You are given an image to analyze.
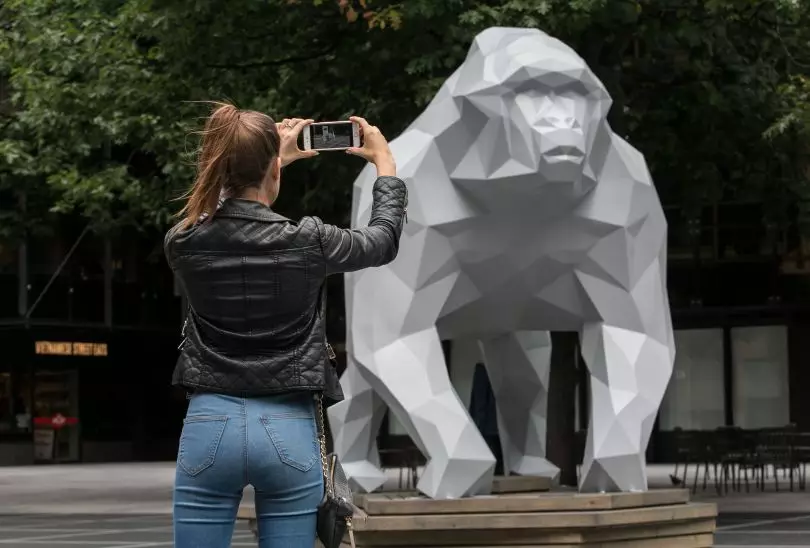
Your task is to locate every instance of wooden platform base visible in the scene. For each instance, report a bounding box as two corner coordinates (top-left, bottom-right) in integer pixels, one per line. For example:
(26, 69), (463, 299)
(237, 478), (717, 547)
(351, 488), (717, 548)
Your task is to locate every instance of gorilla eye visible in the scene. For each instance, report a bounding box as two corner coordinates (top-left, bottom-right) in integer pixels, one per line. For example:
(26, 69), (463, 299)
(515, 79), (592, 98)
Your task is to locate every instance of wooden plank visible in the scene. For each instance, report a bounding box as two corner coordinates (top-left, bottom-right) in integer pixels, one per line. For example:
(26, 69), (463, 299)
(354, 475), (550, 508)
(607, 489), (690, 509)
(580, 519), (715, 543)
(352, 502), (717, 532)
(353, 517), (715, 546)
(355, 527), (714, 547)
(355, 489), (690, 515)
(491, 475), (552, 493)
(592, 534), (714, 548)
(243, 488), (690, 518)
(354, 535), (713, 548)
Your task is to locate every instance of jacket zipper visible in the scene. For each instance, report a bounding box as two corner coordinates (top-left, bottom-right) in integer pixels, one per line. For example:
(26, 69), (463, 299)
(178, 313), (189, 350)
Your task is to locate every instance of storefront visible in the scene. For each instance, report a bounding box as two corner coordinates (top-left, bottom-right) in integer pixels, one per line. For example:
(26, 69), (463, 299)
(654, 307), (810, 461)
(0, 328), (102, 464)
(0, 326), (185, 465)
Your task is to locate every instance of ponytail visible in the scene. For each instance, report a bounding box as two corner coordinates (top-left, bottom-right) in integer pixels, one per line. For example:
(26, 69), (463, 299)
(179, 102), (241, 228)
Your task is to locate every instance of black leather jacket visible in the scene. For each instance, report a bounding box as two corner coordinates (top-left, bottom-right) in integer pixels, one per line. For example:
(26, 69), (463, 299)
(164, 175), (407, 403)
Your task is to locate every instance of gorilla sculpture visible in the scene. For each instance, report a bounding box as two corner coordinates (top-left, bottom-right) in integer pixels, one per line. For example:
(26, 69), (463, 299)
(328, 27), (675, 499)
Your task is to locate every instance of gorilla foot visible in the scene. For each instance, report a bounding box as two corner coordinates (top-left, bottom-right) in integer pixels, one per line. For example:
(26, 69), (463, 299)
(416, 454), (496, 499)
(509, 456), (561, 482)
(340, 460), (388, 493)
(579, 453), (647, 493)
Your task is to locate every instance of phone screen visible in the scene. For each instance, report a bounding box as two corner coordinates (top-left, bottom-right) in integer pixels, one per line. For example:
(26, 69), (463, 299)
(309, 122), (354, 150)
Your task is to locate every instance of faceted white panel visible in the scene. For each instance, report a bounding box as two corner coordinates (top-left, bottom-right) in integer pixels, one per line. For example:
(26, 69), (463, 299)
(329, 27), (675, 498)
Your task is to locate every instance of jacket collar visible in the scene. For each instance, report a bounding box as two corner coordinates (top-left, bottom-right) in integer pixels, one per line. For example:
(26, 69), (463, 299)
(215, 198), (292, 224)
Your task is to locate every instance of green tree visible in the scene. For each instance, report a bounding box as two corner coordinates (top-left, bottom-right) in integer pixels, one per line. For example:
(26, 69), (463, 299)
(2, 0), (809, 238)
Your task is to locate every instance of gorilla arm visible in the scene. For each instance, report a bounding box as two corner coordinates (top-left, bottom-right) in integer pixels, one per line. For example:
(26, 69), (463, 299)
(573, 135), (675, 493)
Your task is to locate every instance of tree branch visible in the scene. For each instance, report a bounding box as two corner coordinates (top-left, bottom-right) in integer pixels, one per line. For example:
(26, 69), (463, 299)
(205, 46), (337, 71)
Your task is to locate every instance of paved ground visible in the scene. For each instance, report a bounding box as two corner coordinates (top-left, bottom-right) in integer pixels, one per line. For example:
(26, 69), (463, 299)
(715, 513), (810, 547)
(0, 463), (808, 546)
(0, 514), (255, 547)
(0, 512), (808, 548)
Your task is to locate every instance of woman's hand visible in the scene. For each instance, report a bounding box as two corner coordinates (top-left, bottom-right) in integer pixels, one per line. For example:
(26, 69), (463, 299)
(277, 118), (317, 167)
(346, 116), (396, 177)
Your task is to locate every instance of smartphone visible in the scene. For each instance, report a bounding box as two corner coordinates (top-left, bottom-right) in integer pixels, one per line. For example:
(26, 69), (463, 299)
(302, 121), (361, 152)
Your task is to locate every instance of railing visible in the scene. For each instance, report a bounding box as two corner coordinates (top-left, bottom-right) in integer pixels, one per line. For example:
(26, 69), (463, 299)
(670, 425), (810, 495)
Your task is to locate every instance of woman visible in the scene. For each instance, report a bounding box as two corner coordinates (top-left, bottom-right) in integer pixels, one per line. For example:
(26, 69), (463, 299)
(164, 103), (407, 548)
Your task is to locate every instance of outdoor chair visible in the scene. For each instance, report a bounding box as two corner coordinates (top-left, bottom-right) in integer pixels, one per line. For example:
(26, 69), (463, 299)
(711, 426), (755, 494)
(671, 427), (696, 488)
(379, 444), (423, 490)
(792, 431), (810, 491)
(669, 428), (716, 494)
(757, 427), (802, 491)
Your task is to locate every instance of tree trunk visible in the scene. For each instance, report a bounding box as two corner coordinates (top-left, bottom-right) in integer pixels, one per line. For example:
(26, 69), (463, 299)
(547, 331), (579, 487)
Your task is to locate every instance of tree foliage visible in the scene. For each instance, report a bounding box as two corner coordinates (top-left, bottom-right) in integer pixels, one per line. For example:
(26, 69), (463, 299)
(1, 0), (809, 240)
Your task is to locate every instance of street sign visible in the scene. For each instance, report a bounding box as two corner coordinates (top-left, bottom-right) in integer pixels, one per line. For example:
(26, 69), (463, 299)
(35, 341), (107, 357)
(33, 413), (78, 430)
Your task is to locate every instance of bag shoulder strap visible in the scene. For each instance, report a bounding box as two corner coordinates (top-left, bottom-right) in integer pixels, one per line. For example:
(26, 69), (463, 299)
(315, 394), (333, 495)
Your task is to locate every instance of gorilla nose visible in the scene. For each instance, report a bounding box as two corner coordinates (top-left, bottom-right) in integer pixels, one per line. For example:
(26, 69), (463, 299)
(545, 116), (580, 130)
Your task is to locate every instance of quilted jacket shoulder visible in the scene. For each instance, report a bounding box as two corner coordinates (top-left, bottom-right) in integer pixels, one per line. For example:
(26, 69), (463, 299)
(165, 176), (407, 400)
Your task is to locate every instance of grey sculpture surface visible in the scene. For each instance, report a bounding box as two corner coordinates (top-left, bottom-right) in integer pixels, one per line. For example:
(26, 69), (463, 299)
(328, 27), (675, 499)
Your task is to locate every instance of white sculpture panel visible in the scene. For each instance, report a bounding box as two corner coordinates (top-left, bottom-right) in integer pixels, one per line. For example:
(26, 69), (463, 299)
(328, 27), (675, 499)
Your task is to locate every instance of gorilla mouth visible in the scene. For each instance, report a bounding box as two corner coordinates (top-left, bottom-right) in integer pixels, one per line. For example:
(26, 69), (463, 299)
(544, 146), (585, 164)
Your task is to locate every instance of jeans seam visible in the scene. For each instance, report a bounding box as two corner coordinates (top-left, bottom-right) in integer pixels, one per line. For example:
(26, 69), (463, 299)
(242, 396), (249, 486)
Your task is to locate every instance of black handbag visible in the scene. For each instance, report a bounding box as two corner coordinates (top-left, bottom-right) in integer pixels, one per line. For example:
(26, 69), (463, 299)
(315, 385), (356, 548)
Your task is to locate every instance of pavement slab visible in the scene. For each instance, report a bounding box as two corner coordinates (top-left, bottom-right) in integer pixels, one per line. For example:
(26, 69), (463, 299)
(0, 463), (808, 546)
(0, 514), (256, 547)
(715, 513), (810, 547)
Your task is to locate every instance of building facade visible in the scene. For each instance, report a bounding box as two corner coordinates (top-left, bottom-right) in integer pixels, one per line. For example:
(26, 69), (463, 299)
(0, 219), (186, 465)
(1, 201), (809, 465)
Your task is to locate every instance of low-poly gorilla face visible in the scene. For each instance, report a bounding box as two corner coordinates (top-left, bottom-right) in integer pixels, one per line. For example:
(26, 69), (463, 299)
(454, 30), (611, 189)
(511, 78), (603, 183)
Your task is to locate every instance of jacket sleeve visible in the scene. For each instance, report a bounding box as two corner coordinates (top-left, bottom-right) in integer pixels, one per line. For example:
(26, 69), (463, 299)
(163, 221), (185, 270)
(315, 175), (408, 274)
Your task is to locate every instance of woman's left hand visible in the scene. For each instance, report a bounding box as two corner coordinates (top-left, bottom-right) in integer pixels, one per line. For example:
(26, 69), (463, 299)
(278, 118), (317, 167)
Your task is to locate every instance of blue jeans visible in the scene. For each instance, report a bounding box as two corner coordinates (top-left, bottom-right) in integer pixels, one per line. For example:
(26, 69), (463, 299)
(174, 392), (324, 548)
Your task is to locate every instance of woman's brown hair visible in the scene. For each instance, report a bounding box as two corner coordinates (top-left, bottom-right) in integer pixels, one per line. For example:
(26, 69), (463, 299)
(179, 102), (281, 228)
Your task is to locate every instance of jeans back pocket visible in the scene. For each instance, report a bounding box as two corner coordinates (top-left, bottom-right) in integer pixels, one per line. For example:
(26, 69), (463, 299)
(260, 413), (318, 472)
(178, 415), (228, 477)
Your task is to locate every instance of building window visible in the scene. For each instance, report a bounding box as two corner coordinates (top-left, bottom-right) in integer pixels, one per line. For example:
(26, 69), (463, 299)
(659, 329), (725, 431)
(731, 325), (790, 429)
(0, 238), (18, 318)
(0, 373), (10, 432)
(0, 372), (32, 434)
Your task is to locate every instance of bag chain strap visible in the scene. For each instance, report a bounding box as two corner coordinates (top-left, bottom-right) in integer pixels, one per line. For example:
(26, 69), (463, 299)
(315, 394), (333, 498)
(315, 393), (356, 548)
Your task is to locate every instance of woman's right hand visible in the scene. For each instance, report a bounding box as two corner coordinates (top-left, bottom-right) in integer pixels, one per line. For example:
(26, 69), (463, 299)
(346, 116), (396, 176)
